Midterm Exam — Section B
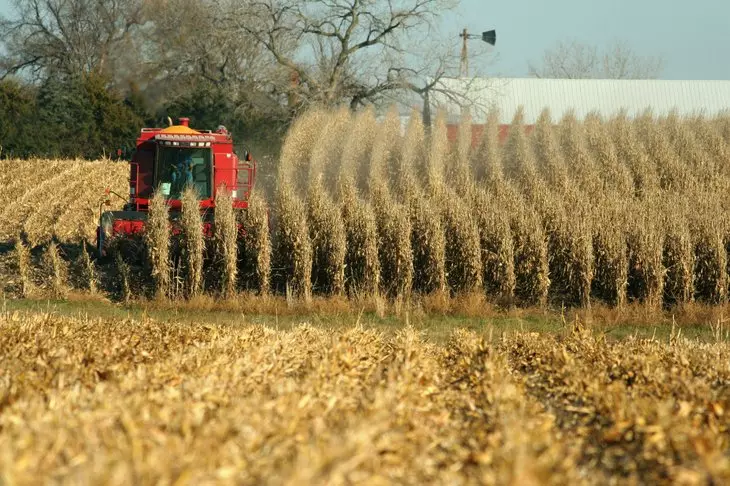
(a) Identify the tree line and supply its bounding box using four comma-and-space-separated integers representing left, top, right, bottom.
0, 0, 664, 160
0, 0, 465, 159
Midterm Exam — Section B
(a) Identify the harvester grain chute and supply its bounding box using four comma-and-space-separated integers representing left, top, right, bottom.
96, 117, 256, 257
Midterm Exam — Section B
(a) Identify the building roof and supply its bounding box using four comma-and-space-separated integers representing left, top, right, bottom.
432, 77, 730, 124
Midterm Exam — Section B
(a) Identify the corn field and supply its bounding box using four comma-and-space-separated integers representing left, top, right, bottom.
0, 158, 128, 244
272, 107, 730, 308
1, 310, 730, 484
4, 109, 730, 308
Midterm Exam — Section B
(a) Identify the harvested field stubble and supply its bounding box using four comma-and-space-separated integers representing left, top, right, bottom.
7, 108, 730, 309
2, 311, 730, 485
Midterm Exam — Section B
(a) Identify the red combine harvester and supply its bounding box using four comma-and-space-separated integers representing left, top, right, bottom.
96, 117, 256, 257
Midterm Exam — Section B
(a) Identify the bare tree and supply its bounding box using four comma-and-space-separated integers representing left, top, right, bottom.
236, 0, 460, 111
0, 0, 146, 80
138, 0, 289, 117
529, 40, 664, 79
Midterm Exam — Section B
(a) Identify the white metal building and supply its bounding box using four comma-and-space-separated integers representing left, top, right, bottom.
431, 77, 730, 124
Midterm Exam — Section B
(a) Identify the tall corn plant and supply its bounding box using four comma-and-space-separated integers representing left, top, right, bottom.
275, 182, 312, 301
409, 191, 447, 295
145, 189, 171, 299
181, 186, 204, 298
472, 108, 503, 187
242, 191, 272, 295
340, 178, 380, 296
45, 241, 68, 299
214, 187, 238, 298
472, 190, 516, 304
307, 177, 346, 296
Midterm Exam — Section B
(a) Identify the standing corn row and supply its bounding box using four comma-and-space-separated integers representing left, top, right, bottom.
472, 109, 503, 187
626, 202, 665, 308
213, 187, 238, 297
591, 199, 628, 307
307, 178, 346, 296
241, 191, 271, 295
339, 179, 380, 296
533, 109, 568, 192
181, 186, 204, 298
511, 202, 550, 306
442, 192, 483, 294
275, 183, 312, 301
145, 189, 171, 299
472, 191, 516, 304
371, 182, 413, 299
409, 192, 447, 295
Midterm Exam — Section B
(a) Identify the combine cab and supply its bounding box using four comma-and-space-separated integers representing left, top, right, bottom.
97, 117, 256, 257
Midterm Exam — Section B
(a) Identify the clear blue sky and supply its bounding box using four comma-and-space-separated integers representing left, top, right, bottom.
1, 0, 728, 80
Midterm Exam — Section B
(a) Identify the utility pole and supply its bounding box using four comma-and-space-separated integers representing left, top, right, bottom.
459, 28, 497, 77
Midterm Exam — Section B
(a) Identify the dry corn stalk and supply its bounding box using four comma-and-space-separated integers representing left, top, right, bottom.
308, 106, 351, 192
339, 107, 378, 195
278, 108, 328, 193
145, 189, 171, 299
45, 241, 68, 298
14, 236, 33, 297
660, 201, 694, 306
426, 111, 449, 196
503, 107, 540, 193
307, 177, 346, 295
371, 182, 413, 299
181, 186, 204, 298
472, 108, 503, 187
442, 192, 482, 294
340, 179, 380, 295
115, 251, 131, 303
448, 108, 473, 189
80, 242, 97, 293
275, 182, 312, 301
511, 203, 550, 306
583, 113, 633, 196
472, 191, 516, 303
591, 199, 628, 307
409, 192, 446, 295
693, 208, 727, 304
626, 202, 665, 308
559, 111, 602, 195
532, 108, 568, 191
214, 187, 238, 297
241, 191, 271, 295
368, 107, 402, 198
398, 111, 426, 204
